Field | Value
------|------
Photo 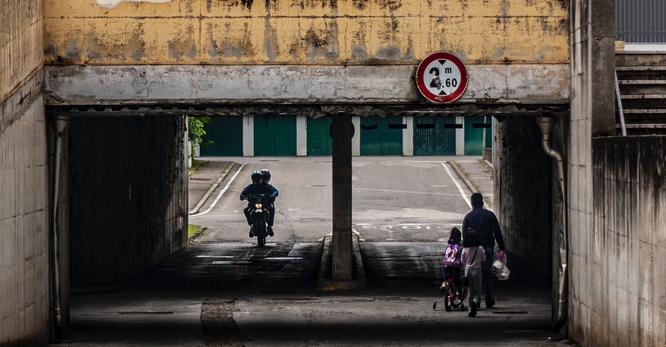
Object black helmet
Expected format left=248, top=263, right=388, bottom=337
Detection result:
left=251, top=171, right=263, bottom=184
left=260, top=169, right=271, bottom=182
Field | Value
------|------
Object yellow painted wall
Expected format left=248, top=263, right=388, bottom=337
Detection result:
left=1, top=0, right=44, bottom=102
left=44, top=0, right=568, bottom=65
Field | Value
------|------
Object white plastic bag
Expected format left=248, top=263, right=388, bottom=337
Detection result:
left=492, top=255, right=510, bottom=280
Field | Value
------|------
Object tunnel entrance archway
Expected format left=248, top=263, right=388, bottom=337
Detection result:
left=50, top=101, right=566, bottom=343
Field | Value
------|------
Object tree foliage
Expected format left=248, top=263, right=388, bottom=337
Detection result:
left=188, top=116, right=212, bottom=146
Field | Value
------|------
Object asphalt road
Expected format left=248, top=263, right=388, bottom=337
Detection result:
left=190, top=156, right=473, bottom=243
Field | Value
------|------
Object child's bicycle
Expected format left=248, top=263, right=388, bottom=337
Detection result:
left=433, top=272, right=467, bottom=311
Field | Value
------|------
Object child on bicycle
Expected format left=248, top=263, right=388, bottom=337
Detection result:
left=440, top=227, right=464, bottom=295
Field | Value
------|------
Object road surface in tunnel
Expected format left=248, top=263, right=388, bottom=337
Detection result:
left=57, top=157, right=563, bottom=346
left=190, top=156, right=471, bottom=243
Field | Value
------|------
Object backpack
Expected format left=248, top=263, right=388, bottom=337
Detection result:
left=442, top=243, right=462, bottom=267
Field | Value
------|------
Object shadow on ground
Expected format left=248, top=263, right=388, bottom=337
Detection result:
left=57, top=241, right=564, bottom=347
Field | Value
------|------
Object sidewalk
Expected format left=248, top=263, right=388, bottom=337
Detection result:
left=450, top=158, right=494, bottom=209
left=188, top=160, right=234, bottom=212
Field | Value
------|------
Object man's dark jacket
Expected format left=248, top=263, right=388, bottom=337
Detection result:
left=462, top=207, right=505, bottom=250
left=240, top=183, right=274, bottom=201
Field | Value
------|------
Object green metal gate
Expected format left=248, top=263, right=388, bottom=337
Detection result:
left=464, top=116, right=486, bottom=155
left=413, top=117, right=457, bottom=155
left=307, top=116, right=332, bottom=156
left=254, top=115, right=297, bottom=156
left=199, top=116, right=243, bottom=156
left=360, top=116, right=403, bottom=156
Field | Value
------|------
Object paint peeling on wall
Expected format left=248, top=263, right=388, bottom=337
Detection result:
left=44, top=0, right=569, bottom=65
left=96, top=0, right=171, bottom=8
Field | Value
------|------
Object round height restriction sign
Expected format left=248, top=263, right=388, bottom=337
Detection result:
left=416, top=52, right=469, bottom=103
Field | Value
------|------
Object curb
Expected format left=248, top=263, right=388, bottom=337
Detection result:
left=188, top=226, right=208, bottom=243
left=188, top=162, right=234, bottom=215
left=449, top=160, right=479, bottom=194
left=449, top=160, right=494, bottom=209
left=316, top=234, right=368, bottom=291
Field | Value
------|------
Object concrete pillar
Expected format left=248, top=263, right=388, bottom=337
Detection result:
left=331, top=115, right=353, bottom=281
left=402, top=116, right=413, bottom=156
left=243, top=115, right=254, bottom=157
left=589, top=0, right=617, bottom=136
left=455, top=116, right=465, bottom=156
left=185, top=118, right=192, bottom=168
left=351, top=116, right=361, bottom=156
left=296, top=115, right=307, bottom=156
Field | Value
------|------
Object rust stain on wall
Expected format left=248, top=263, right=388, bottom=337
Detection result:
left=167, top=25, right=198, bottom=60
left=44, top=0, right=569, bottom=65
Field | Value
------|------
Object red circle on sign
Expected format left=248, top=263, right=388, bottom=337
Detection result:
left=416, top=52, right=469, bottom=104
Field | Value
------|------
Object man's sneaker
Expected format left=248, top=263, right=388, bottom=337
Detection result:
left=468, top=308, right=477, bottom=317
left=485, top=298, right=495, bottom=309
left=249, top=228, right=254, bottom=238
left=267, top=226, right=274, bottom=236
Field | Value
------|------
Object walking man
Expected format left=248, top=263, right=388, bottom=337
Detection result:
left=462, top=193, right=506, bottom=308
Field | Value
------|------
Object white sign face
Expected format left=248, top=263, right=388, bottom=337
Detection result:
left=416, top=52, right=469, bottom=103
left=423, top=59, right=463, bottom=97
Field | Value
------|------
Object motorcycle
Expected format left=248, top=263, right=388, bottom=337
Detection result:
left=247, top=194, right=271, bottom=248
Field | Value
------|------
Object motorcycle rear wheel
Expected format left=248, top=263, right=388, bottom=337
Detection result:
left=257, top=236, right=266, bottom=248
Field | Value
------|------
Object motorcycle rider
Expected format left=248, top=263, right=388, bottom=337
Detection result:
left=240, top=171, right=274, bottom=237
left=260, top=169, right=279, bottom=236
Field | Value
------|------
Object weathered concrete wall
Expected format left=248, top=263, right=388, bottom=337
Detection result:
left=493, top=117, right=552, bottom=281
left=0, top=75, right=49, bottom=347
left=45, top=64, right=570, bottom=105
left=0, top=0, right=44, bottom=103
left=579, top=136, right=666, bottom=347
left=566, top=0, right=618, bottom=343
left=0, top=0, right=49, bottom=345
left=68, top=115, right=188, bottom=287
left=44, top=0, right=568, bottom=65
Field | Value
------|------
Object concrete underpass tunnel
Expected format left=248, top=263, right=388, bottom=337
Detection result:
left=47, top=113, right=189, bottom=338
left=326, top=114, right=562, bottom=318
left=49, top=108, right=565, bottom=342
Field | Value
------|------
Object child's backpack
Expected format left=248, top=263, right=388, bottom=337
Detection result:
left=442, top=243, right=462, bottom=267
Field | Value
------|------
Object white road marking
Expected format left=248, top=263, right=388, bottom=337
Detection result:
left=211, top=260, right=252, bottom=265
left=441, top=162, right=472, bottom=208
left=352, top=228, right=365, bottom=241
left=264, top=257, right=304, bottom=261
left=192, top=163, right=246, bottom=217
left=352, top=187, right=461, bottom=197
